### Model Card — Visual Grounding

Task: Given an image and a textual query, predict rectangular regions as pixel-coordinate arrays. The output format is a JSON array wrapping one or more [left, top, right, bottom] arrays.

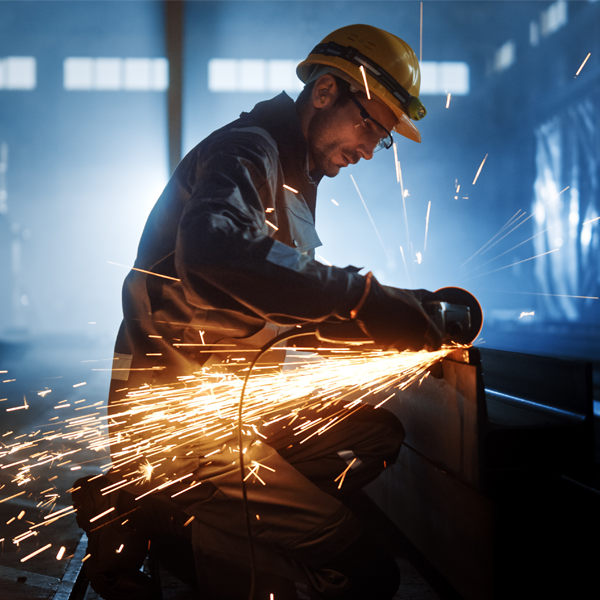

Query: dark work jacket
[[109, 93, 366, 389]]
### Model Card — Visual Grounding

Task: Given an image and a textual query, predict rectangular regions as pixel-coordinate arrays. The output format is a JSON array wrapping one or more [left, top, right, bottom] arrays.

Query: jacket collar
[[239, 93, 319, 217]]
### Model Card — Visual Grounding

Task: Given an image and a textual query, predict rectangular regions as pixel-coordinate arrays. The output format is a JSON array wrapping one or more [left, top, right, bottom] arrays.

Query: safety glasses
[[349, 95, 394, 152]]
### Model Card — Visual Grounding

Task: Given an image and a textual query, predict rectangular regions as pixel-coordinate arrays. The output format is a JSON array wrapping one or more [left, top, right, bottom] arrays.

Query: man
[[77, 24, 446, 599]]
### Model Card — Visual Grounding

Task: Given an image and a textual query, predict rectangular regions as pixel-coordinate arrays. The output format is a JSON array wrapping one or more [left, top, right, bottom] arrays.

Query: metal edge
[[51, 533, 88, 600]]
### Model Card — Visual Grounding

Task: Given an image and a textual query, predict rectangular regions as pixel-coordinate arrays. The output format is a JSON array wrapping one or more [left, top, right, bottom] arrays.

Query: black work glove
[[354, 277, 443, 351]]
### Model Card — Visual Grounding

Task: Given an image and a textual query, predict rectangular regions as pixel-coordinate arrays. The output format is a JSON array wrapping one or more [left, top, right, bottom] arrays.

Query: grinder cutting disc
[[432, 286, 483, 345]]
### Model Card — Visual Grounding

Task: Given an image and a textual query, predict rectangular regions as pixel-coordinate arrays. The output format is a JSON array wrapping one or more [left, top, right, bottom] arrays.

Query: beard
[[306, 107, 346, 178]]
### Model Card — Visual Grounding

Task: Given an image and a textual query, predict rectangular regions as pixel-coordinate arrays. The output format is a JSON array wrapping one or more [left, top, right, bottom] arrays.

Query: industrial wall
[[0, 0, 598, 361]]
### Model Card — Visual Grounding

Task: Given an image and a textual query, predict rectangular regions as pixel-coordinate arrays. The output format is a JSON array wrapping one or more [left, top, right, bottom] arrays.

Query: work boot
[[71, 475, 159, 600]]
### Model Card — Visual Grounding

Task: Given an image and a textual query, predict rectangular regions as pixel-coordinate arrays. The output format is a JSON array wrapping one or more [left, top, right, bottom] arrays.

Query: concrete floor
[[0, 335, 112, 600]]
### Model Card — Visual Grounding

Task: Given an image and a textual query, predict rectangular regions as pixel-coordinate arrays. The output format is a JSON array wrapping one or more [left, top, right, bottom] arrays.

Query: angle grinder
[[314, 286, 483, 349]]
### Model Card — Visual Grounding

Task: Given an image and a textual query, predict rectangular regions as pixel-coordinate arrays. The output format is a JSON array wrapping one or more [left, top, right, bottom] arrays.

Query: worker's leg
[[266, 403, 404, 496], [174, 439, 399, 598]]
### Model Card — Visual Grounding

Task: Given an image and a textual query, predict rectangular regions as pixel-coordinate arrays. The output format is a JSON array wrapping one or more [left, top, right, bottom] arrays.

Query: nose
[[357, 143, 374, 161]]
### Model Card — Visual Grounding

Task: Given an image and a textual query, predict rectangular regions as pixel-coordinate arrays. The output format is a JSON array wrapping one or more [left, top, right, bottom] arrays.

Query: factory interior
[[0, 1, 599, 599]]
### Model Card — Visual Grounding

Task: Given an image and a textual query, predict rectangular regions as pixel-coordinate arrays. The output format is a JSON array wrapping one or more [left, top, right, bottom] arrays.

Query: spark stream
[[108, 347, 454, 476], [2, 346, 453, 549]]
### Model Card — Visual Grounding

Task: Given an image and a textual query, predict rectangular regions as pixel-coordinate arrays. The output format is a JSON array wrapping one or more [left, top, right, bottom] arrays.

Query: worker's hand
[[354, 278, 443, 351]]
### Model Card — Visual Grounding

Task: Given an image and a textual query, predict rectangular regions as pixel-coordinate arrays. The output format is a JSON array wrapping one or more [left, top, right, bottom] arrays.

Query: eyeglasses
[[348, 95, 394, 152]]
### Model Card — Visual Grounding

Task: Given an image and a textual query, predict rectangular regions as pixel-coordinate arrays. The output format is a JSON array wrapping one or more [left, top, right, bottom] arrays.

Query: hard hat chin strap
[[308, 41, 427, 121]]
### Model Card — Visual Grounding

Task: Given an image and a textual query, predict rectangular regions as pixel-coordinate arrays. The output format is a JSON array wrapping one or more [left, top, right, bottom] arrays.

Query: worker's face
[[306, 76, 397, 178]]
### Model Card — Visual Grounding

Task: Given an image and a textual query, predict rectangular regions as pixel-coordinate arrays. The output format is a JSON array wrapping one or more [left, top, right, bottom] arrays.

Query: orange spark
[[107, 261, 181, 282], [20, 543, 52, 563], [335, 457, 358, 490], [574, 52, 591, 77], [89, 507, 115, 523]]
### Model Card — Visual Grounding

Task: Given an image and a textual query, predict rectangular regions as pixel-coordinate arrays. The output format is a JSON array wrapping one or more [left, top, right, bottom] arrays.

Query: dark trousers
[[107, 357, 404, 599], [135, 403, 405, 599]]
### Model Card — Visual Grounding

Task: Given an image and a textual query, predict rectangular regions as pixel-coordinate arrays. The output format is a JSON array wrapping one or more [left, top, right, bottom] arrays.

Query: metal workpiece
[[367, 345, 596, 600]]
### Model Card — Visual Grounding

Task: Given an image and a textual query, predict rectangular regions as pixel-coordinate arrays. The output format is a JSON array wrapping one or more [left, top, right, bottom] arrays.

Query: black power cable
[[237, 327, 317, 600]]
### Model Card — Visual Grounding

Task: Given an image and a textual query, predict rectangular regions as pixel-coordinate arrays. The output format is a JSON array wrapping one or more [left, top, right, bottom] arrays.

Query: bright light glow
[[534, 202, 546, 224], [239, 59, 266, 92], [421, 62, 469, 95], [493, 40, 516, 72], [95, 58, 121, 90], [208, 59, 237, 91], [124, 58, 152, 90], [0, 57, 36, 90], [208, 59, 303, 93], [151, 59, 169, 91], [268, 60, 298, 91], [64, 57, 168, 91], [530, 21, 540, 46], [581, 223, 592, 248], [64, 58, 94, 90], [540, 0, 568, 37]]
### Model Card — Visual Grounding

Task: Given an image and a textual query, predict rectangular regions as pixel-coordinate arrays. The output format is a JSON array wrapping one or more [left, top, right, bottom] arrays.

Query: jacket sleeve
[[174, 131, 365, 325]]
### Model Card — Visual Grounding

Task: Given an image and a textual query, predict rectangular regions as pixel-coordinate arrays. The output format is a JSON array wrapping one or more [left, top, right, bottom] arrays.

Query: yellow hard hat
[[297, 24, 426, 143]]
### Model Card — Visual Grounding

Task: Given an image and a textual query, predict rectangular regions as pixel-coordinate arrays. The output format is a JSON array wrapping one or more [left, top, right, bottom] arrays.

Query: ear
[[311, 74, 340, 109]]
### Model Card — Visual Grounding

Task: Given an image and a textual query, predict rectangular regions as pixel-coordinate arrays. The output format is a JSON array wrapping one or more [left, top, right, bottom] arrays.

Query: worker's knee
[[364, 406, 405, 462]]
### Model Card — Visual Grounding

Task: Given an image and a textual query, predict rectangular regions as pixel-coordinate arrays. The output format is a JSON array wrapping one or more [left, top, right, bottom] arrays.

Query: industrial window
[[0, 57, 37, 90], [540, 0, 568, 37], [419, 62, 469, 95], [208, 59, 304, 93], [208, 58, 469, 96], [493, 40, 516, 73], [531, 0, 569, 46], [63, 57, 169, 91]]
